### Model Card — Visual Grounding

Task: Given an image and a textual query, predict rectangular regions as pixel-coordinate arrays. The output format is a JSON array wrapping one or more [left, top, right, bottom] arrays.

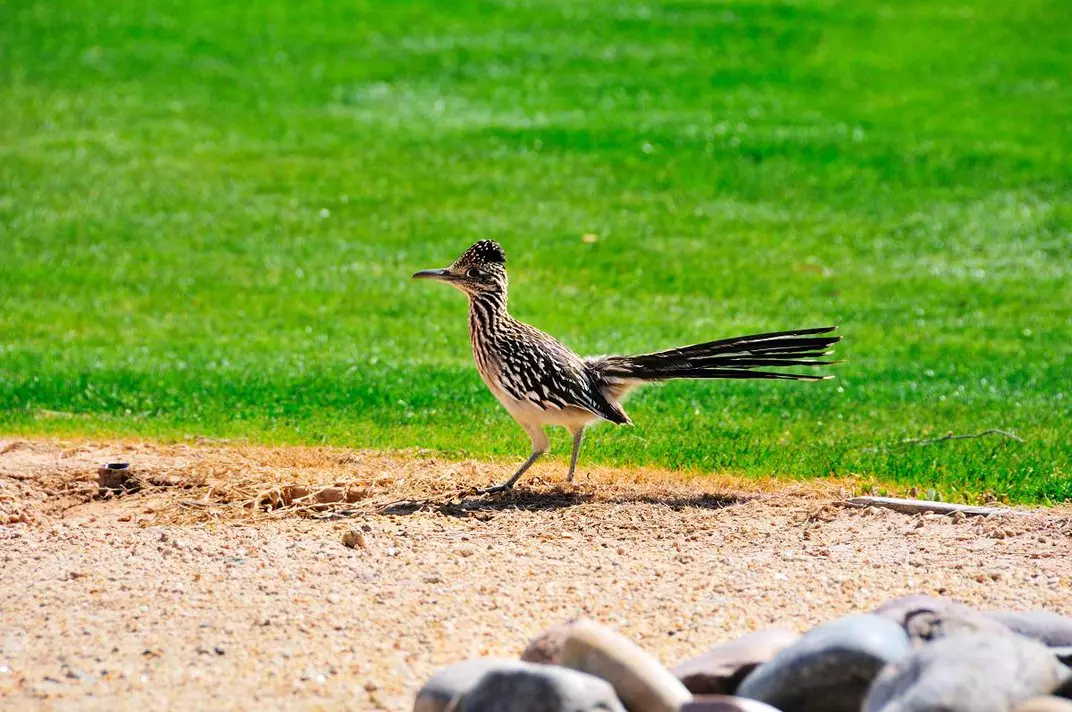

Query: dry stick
[[861, 428, 1024, 453], [838, 496, 1033, 518], [0, 472, 37, 481]]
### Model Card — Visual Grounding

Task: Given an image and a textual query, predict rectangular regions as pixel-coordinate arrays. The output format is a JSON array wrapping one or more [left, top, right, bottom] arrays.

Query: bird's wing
[[495, 325, 624, 422]]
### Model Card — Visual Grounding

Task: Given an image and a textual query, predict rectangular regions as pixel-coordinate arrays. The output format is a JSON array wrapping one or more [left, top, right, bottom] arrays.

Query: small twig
[[900, 429, 1024, 446], [828, 500, 868, 510], [861, 428, 1023, 453], [177, 499, 220, 508]]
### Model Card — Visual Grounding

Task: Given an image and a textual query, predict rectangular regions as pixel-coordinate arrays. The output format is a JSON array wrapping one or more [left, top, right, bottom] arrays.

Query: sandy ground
[[1, 438, 1070, 711]]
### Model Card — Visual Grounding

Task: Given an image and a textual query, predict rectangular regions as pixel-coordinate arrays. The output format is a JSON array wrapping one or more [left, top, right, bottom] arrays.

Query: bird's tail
[[589, 326, 841, 384]]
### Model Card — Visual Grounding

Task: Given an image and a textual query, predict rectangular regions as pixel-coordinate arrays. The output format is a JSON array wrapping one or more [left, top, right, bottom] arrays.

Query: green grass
[[2, 0, 1070, 503]]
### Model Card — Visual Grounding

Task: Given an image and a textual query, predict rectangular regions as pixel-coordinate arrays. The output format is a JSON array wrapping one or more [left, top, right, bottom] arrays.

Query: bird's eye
[[466, 267, 483, 279]]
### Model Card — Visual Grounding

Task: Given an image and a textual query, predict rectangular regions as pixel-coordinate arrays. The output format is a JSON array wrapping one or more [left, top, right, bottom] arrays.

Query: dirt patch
[[0, 438, 847, 525], [1, 438, 1070, 710]]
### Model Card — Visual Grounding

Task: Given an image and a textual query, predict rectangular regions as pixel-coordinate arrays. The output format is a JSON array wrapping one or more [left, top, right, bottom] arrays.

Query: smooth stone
[[864, 633, 1072, 712], [415, 659, 530, 712], [559, 619, 692, 712], [736, 613, 910, 712], [874, 595, 977, 622], [902, 606, 1012, 646], [987, 611, 1072, 647], [1014, 697, 1072, 712], [522, 619, 582, 665], [874, 594, 1010, 646], [672, 628, 800, 695], [449, 665, 625, 712], [680, 695, 784, 711]]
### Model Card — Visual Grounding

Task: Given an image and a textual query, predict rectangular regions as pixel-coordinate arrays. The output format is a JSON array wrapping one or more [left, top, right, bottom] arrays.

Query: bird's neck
[[468, 290, 510, 334]]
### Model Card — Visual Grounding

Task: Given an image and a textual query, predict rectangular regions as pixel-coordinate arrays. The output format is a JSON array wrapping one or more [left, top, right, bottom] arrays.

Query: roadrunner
[[414, 241, 840, 493]]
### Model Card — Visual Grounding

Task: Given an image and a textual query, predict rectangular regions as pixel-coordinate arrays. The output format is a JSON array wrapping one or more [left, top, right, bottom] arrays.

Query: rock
[[672, 628, 800, 695], [97, 463, 142, 495], [1014, 697, 1072, 712], [736, 613, 910, 712], [448, 665, 625, 712], [874, 594, 1010, 646], [342, 529, 367, 549], [559, 619, 692, 712], [863, 633, 1072, 712], [986, 611, 1072, 647], [522, 620, 581, 665], [901, 606, 1012, 646], [414, 659, 530, 712], [874, 595, 975, 622], [680, 695, 784, 711]]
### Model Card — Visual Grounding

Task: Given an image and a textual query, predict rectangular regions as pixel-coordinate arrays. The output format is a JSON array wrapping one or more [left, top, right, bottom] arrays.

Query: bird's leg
[[477, 451, 543, 494], [478, 424, 548, 494], [566, 427, 585, 483]]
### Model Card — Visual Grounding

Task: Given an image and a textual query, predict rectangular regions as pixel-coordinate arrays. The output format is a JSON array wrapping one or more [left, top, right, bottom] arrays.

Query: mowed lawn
[[1, 0, 1070, 502]]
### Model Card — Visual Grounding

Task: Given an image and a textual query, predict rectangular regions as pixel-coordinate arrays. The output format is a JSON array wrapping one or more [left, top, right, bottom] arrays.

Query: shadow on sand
[[377, 487, 748, 517]]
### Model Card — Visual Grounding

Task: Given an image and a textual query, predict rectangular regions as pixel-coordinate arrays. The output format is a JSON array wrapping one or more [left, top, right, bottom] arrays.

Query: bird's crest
[[457, 240, 507, 266]]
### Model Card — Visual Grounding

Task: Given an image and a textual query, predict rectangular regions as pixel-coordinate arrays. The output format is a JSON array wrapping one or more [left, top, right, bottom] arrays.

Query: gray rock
[[736, 613, 910, 712], [522, 619, 582, 665], [986, 611, 1072, 647], [874, 595, 1010, 646], [874, 595, 976, 622], [902, 606, 1013, 646], [1014, 697, 1072, 712], [450, 665, 625, 712], [863, 633, 1072, 712], [680, 695, 784, 711], [415, 659, 530, 712], [559, 619, 692, 712], [673, 628, 800, 695]]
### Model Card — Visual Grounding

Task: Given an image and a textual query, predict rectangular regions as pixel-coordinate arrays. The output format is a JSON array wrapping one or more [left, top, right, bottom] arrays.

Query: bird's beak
[[412, 268, 454, 282]]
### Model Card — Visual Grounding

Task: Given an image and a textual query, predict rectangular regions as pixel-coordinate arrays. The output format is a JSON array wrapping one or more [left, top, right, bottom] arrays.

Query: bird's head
[[412, 240, 508, 297]]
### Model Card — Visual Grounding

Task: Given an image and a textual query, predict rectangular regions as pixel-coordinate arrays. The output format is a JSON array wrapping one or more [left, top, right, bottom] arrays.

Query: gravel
[[1, 439, 1070, 710]]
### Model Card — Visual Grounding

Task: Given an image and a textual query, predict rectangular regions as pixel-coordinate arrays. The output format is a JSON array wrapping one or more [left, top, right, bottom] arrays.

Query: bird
[[413, 240, 841, 494]]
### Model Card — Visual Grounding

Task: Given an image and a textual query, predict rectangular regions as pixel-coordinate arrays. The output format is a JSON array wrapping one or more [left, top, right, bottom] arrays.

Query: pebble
[[864, 633, 1072, 712], [448, 664, 625, 712], [985, 611, 1072, 647], [559, 619, 692, 712], [341, 529, 367, 549], [1014, 698, 1072, 712], [414, 659, 529, 712], [736, 614, 910, 712], [680, 695, 784, 711], [672, 628, 800, 695]]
